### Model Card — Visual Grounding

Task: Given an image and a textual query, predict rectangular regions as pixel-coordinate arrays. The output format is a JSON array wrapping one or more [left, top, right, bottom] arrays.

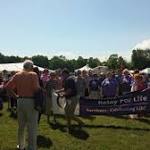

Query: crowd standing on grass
[[0, 60, 150, 150]]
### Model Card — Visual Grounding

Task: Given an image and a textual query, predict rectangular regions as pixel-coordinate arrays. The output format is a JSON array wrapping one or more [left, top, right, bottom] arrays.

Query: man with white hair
[[5, 60, 40, 150]]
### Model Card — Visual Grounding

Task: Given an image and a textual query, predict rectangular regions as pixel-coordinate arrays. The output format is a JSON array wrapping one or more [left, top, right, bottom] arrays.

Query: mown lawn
[[0, 103, 150, 150]]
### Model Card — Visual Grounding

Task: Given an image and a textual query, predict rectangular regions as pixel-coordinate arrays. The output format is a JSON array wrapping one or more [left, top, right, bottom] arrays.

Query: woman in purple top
[[101, 72, 118, 98]]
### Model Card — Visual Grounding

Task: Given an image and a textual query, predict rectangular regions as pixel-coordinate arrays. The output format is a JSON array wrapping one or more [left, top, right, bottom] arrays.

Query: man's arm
[[32, 73, 40, 91], [4, 74, 18, 98], [4, 75, 17, 90], [6, 89, 18, 99]]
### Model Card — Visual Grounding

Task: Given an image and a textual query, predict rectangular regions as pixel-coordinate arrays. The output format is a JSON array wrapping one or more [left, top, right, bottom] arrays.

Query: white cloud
[[133, 39, 150, 50]]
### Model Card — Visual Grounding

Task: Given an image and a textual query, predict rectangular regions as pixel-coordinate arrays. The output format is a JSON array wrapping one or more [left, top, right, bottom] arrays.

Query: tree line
[[0, 49, 150, 71]]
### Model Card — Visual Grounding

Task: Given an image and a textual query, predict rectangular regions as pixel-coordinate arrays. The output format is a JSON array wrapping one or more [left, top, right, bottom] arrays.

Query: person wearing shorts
[[59, 69, 84, 132]]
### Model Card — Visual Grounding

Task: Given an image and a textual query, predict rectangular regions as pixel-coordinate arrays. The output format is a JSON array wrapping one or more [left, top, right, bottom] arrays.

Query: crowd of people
[[0, 60, 150, 150]]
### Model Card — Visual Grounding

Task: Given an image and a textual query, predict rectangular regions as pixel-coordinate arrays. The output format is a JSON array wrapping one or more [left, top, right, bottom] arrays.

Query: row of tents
[[0, 62, 52, 72], [75, 64, 109, 74], [0, 63, 109, 74], [0, 62, 150, 74], [75, 64, 150, 75]]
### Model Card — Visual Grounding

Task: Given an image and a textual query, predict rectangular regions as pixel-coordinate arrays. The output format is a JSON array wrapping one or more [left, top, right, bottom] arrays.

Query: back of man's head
[[23, 60, 34, 71], [62, 69, 69, 75]]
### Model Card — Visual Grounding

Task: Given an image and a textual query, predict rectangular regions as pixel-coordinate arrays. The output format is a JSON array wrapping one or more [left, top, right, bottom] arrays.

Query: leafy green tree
[[0, 53, 22, 63], [0, 53, 5, 63], [107, 54, 118, 69], [49, 56, 67, 70], [32, 55, 49, 68], [101, 61, 107, 66], [66, 59, 77, 72], [7, 56, 22, 63], [118, 56, 128, 70], [88, 57, 101, 68], [0, 51, 135, 71], [76, 56, 87, 69], [131, 49, 150, 69]]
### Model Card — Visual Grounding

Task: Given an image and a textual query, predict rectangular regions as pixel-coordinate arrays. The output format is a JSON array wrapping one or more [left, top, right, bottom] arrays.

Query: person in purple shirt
[[101, 72, 118, 98]]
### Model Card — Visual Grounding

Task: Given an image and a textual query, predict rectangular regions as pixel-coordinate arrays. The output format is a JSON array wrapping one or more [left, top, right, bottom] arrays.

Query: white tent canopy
[[141, 68, 150, 74], [92, 65, 109, 74], [75, 64, 92, 72], [0, 62, 46, 72]]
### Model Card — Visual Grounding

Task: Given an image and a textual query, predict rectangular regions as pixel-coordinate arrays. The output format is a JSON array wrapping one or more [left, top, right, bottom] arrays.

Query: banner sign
[[80, 89, 150, 116], [52, 92, 79, 115]]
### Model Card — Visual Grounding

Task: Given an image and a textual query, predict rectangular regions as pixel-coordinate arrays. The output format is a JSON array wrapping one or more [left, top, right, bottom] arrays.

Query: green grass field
[[1, 103, 150, 150]]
